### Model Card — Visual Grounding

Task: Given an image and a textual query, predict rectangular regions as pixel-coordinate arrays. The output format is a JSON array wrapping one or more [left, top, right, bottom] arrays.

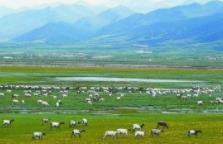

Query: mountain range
[[0, 4, 100, 40], [0, 1, 223, 48]]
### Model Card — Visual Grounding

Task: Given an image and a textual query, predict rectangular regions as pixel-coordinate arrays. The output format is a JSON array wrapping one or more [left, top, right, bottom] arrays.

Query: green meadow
[[0, 113, 223, 144], [1, 66, 223, 83], [0, 66, 223, 144]]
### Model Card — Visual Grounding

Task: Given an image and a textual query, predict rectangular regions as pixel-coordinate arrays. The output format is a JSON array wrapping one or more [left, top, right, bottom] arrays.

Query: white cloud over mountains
[[0, 0, 220, 12]]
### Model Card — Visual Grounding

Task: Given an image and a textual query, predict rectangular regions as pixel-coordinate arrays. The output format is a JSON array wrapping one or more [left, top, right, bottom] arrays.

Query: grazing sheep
[[197, 100, 203, 105], [87, 100, 93, 105], [25, 93, 32, 97], [150, 129, 161, 136], [116, 128, 128, 136], [32, 131, 46, 140], [2, 119, 14, 126], [133, 124, 144, 131], [135, 131, 145, 137], [193, 93, 199, 97], [71, 129, 86, 137], [42, 118, 49, 124], [50, 121, 65, 128], [187, 129, 202, 137], [81, 118, 88, 126], [33, 93, 39, 96], [157, 121, 169, 129], [62, 94, 68, 98], [6, 90, 12, 93], [37, 100, 49, 106], [12, 94, 19, 99], [41, 101, 49, 106], [56, 100, 62, 108], [12, 99, 19, 104], [69, 120, 78, 128], [216, 97, 223, 104], [104, 131, 117, 138]]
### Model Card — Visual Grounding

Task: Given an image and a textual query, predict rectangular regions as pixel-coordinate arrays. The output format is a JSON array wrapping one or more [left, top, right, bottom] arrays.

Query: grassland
[[0, 87, 222, 113], [1, 66, 223, 83], [0, 113, 223, 144], [0, 66, 223, 111], [0, 65, 223, 143]]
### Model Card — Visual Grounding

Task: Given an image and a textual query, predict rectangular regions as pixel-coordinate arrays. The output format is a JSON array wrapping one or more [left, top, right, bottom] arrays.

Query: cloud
[[0, 0, 221, 12]]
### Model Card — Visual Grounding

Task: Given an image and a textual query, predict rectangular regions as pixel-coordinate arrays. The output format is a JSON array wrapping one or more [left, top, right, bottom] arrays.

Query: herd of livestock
[[0, 84, 220, 141], [1, 118, 202, 140], [0, 84, 222, 108]]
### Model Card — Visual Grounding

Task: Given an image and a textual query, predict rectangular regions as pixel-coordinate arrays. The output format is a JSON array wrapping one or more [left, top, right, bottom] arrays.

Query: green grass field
[[0, 66, 223, 143], [0, 88, 222, 112], [0, 66, 222, 111], [1, 66, 223, 83], [0, 113, 223, 144]]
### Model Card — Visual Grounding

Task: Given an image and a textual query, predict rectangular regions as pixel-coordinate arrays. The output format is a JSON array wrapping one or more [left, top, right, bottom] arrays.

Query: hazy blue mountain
[[13, 6, 135, 43], [0, 4, 94, 40], [72, 6, 134, 33], [133, 14, 223, 45], [13, 1, 223, 46], [98, 1, 223, 35], [13, 22, 92, 43], [93, 1, 223, 45], [179, 1, 223, 18], [83, 13, 223, 46], [0, 7, 15, 18]]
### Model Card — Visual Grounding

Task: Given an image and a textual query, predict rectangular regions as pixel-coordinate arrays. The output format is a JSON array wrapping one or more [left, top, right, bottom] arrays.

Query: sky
[[0, 0, 220, 12]]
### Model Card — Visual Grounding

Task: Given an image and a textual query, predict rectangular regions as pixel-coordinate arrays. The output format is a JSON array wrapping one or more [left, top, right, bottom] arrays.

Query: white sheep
[[42, 118, 49, 124], [55, 100, 62, 107], [69, 120, 77, 127], [216, 97, 223, 104], [197, 100, 203, 105], [6, 90, 12, 93], [50, 121, 65, 128], [62, 94, 68, 98], [150, 129, 161, 136], [32, 131, 46, 140], [71, 129, 86, 137], [104, 131, 117, 138], [12, 94, 19, 98], [25, 93, 32, 97], [87, 100, 93, 105], [116, 128, 128, 136], [41, 101, 49, 106], [2, 119, 14, 126], [82, 118, 88, 126], [133, 124, 144, 131], [135, 131, 145, 137], [37, 100, 49, 106], [187, 129, 202, 137], [12, 99, 19, 104]]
